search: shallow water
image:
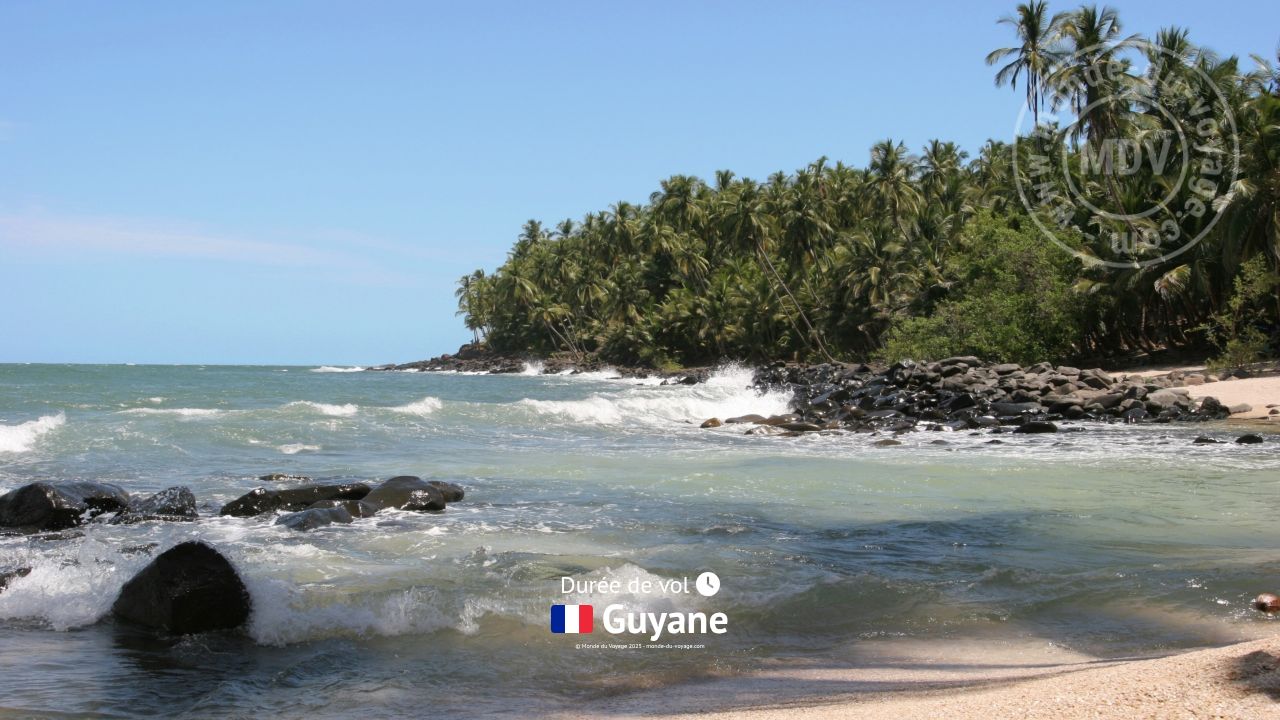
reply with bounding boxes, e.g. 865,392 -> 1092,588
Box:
0,363 -> 1278,717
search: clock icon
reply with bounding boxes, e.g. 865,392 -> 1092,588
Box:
695,571 -> 720,597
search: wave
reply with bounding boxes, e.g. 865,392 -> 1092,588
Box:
387,396 -> 443,417
520,361 -> 544,376
516,364 -> 789,426
119,407 -> 223,417
278,443 -> 321,454
284,401 -> 359,417
0,413 -> 66,453
311,366 -> 365,373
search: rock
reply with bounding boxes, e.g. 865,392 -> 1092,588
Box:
1256,593 -> 1280,612
1229,403 -> 1254,415
219,483 -> 371,517
940,356 -> 981,367
990,402 -> 1042,416
780,422 -> 822,432
992,363 -> 1021,375
258,473 -> 311,482
1013,421 -> 1058,434
0,482 -> 131,532
1192,435 -> 1221,444
700,418 -> 722,428
0,566 -> 31,591
724,414 -> 767,424
111,541 -> 251,635
872,438 -> 902,446
426,480 -> 465,503
362,476 -> 446,512
1236,434 -> 1265,445
275,505 -> 354,531
112,486 -> 198,524
307,498 -> 379,518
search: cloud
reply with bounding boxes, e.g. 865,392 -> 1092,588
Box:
0,212 -> 414,283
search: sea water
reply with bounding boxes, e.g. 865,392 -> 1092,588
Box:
0,363 -> 1277,717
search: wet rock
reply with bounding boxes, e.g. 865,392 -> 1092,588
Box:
219,483 -> 371,517
306,498 -> 380,518
1255,593 -> 1280,612
700,417 -> 722,428
1193,435 -> 1221,444
1229,403 -> 1254,415
872,438 -> 902,447
362,476 -> 446,512
0,566 -> 31,591
426,480 -> 465,503
724,414 -> 767,424
112,487 -> 198,524
990,401 -> 1042,416
258,473 -> 311,483
1237,434 -> 1265,445
0,482 -> 131,532
275,505 -> 354,531
1012,421 -> 1058,434
111,541 -> 251,635
780,422 -> 822,432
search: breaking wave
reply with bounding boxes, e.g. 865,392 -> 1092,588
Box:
284,401 -> 359,417
310,366 -> 365,373
118,407 -> 223,418
0,413 -> 66,453
387,396 -> 444,417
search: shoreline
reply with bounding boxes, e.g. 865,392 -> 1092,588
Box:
560,633 -> 1280,719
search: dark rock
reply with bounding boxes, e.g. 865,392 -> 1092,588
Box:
111,541 -> 250,635
700,418 -> 722,428
307,498 -> 380,518
990,402 -> 1042,416
1192,435 -> 1221,444
724,414 -> 767,424
1255,592 -> 1280,612
1237,434 -> 1265,445
992,363 -> 1022,375
362,476 -> 446,512
112,486 -> 198,524
219,483 -> 371,517
780,422 -> 822,432
275,505 -> 354,531
872,438 -> 902,447
0,566 -> 31,591
0,482 -> 131,532
1012,421 -> 1058,434
426,480 -> 465,503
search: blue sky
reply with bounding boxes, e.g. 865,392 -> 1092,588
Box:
1,0 -> 1275,364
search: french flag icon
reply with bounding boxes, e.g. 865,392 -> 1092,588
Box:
550,604 -> 593,634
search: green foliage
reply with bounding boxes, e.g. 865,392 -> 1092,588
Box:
878,214 -> 1089,364
1204,255 -> 1277,370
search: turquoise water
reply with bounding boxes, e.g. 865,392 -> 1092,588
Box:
1,363 -> 1278,717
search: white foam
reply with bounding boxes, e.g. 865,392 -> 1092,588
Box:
119,407 -> 223,417
520,360 -> 544,376
0,413 -> 66,453
285,401 -> 359,417
516,364 -> 788,426
311,366 -> 365,373
278,443 -> 321,454
387,396 -> 444,417
247,579 -> 455,645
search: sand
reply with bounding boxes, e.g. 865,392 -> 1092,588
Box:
1114,366 -> 1280,421
565,635 -> 1280,719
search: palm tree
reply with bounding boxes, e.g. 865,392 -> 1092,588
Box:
987,1 -> 1065,124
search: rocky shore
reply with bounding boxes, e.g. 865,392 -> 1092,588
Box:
369,343 -> 711,384
719,357 -> 1263,439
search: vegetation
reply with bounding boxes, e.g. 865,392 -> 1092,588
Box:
456,3 -> 1280,368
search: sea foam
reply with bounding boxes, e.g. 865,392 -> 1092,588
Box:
0,413 -> 66,453
311,366 -> 366,373
284,401 -> 359,417
388,396 -> 444,417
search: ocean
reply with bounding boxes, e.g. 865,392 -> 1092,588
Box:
0,363 -> 1277,717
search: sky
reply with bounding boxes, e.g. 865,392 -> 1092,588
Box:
1,0 -> 1275,365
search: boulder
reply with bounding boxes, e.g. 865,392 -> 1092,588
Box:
1237,434 -> 1265,445
872,438 -> 902,447
362,476 -> 446,512
275,505 -> 353,531
725,414 -> 767,424
1228,403 -> 1254,415
426,480 -> 465,503
0,482 -> 131,531
700,418 -> 722,428
112,486 -> 198,524
111,541 -> 251,635
990,401 -> 1042,416
0,566 -> 31,591
219,483 -> 371,517
1193,435 -> 1221,444
1013,421 -> 1059,434
780,422 -> 823,432
1256,593 -> 1280,612
306,498 -> 380,518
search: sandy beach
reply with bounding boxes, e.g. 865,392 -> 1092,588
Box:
566,633 -> 1280,719
1117,366 -> 1280,422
